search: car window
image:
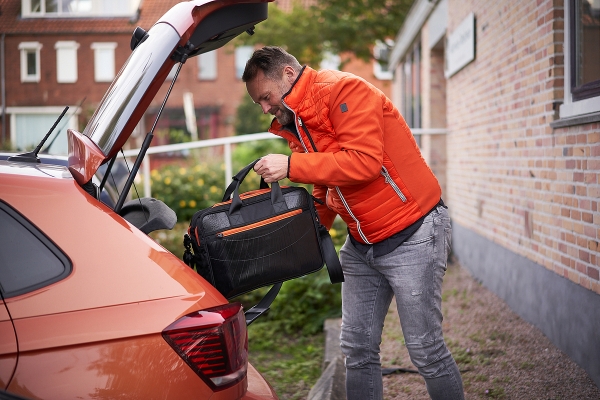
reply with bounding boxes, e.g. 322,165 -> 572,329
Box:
0,201 -> 71,298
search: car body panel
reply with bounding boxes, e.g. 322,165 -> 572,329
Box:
1,0 -> 278,398
0,303 -> 17,388
7,334 -> 223,399
1,161 -> 223,316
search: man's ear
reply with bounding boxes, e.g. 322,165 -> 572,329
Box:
283,65 -> 297,84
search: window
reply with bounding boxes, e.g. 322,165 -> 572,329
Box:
320,51 -> 341,71
22,0 -> 141,17
55,41 -> 79,83
19,42 -> 42,82
559,0 -> 600,120
91,42 -> 117,82
197,50 -> 217,80
235,46 -> 254,79
373,40 -> 393,80
570,0 -> 600,101
401,42 -> 421,129
0,201 -> 71,298
8,107 -> 79,155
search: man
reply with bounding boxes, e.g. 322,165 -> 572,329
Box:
243,46 -> 464,400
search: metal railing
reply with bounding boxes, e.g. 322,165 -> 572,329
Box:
122,128 -> 447,198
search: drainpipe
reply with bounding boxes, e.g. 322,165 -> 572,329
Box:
1,33 -> 5,147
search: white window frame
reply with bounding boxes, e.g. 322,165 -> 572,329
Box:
19,42 -> 42,83
55,41 -> 79,83
559,0 -> 600,119
21,0 -> 141,18
373,40 -> 393,80
320,51 -> 341,71
235,46 -> 254,79
197,50 -> 217,81
7,106 -> 80,155
91,42 -> 117,82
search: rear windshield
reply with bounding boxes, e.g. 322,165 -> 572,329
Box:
83,22 -> 180,157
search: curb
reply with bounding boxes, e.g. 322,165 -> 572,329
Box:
307,318 -> 346,400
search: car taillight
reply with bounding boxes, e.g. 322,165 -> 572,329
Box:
162,302 -> 248,390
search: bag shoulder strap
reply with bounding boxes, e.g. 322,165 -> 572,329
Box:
318,224 -> 344,283
244,282 -> 282,325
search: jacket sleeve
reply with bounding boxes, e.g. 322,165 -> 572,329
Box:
288,77 -> 385,186
312,184 -> 337,229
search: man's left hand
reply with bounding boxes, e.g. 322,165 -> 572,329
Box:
254,154 -> 289,183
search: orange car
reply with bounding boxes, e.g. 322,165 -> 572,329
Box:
0,1 -> 278,399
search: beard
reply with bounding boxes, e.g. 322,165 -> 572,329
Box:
275,107 -> 295,125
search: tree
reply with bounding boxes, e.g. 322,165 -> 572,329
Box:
236,0 -> 413,67
236,2 -> 325,67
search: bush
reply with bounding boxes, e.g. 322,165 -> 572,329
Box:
148,161 -> 224,222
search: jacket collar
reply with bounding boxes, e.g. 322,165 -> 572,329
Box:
281,65 -> 315,110
270,66 -> 316,134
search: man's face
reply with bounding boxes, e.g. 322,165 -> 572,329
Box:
246,68 -> 296,126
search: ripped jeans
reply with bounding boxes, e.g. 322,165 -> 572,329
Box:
339,205 -> 464,400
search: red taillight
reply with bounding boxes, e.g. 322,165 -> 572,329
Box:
162,302 -> 248,390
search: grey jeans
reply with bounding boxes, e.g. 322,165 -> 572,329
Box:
339,205 -> 464,400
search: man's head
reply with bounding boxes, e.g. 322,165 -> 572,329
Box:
242,46 -> 302,126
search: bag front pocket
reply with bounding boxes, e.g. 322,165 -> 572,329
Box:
206,209 -> 323,298
217,209 -> 302,237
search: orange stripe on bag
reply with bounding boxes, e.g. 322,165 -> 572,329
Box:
211,186 -> 290,208
218,209 -> 302,237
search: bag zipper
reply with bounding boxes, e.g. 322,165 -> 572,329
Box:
217,209 -> 302,237
381,166 -> 407,203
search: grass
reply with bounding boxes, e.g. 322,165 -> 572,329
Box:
248,322 -> 325,400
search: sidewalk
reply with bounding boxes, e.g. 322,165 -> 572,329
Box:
308,261 -> 600,399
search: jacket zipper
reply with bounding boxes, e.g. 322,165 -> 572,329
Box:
286,108 -> 373,244
297,117 -> 319,153
335,187 -> 372,244
381,166 -> 407,203
281,99 -> 309,152
217,209 -> 302,237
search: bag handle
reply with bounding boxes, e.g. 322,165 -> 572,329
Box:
223,159 -> 286,219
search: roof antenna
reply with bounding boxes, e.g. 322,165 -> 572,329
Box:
8,106 -> 69,163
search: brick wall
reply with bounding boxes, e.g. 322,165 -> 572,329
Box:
445,0 -> 600,294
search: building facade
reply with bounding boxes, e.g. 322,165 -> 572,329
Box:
390,0 -> 600,386
0,0 -> 392,156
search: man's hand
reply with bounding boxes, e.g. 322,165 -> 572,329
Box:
254,154 -> 289,183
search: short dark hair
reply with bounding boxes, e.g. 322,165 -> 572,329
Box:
242,46 -> 302,82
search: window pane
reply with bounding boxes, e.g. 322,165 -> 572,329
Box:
31,0 -> 41,12
26,51 -> 37,76
198,51 -> 217,80
235,46 -> 254,79
94,47 -> 115,82
56,43 -> 78,83
61,0 -> 92,12
15,114 -> 70,154
575,0 -> 600,87
0,203 -> 71,298
45,0 -> 58,12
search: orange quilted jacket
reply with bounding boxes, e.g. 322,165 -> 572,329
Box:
269,66 -> 441,244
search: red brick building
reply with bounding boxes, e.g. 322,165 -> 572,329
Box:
389,0 -> 600,387
0,0 -> 392,154
0,0 -> 255,153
